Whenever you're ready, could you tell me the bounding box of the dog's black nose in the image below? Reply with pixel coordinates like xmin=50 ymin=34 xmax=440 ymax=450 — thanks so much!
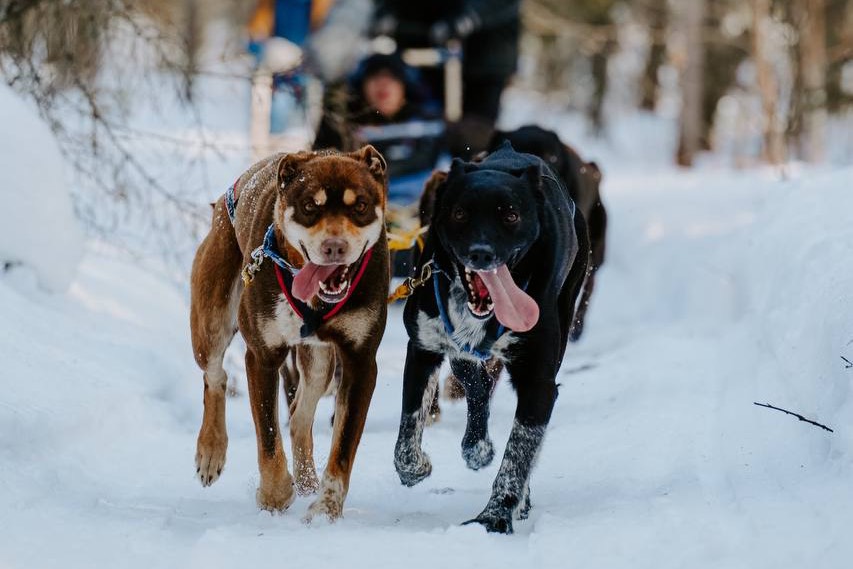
xmin=321 ymin=238 xmax=349 ymax=263
xmin=464 ymin=244 xmax=497 ymax=270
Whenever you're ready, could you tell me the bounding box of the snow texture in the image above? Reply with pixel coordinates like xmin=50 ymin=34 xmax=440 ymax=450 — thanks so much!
xmin=3 ymin=155 xmax=853 ymax=567
xmin=0 ymin=83 xmax=83 ymax=292
xmin=2 ymin=71 xmax=853 ymax=566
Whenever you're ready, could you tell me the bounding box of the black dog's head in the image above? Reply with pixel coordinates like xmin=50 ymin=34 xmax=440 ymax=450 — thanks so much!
xmin=431 ymin=148 xmax=543 ymax=331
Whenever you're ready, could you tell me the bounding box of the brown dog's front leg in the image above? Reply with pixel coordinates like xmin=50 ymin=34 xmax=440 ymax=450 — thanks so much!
xmin=289 ymin=344 xmax=335 ymax=496
xmin=303 ymin=346 xmax=377 ymax=523
xmin=246 ymin=348 xmax=295 ymax=512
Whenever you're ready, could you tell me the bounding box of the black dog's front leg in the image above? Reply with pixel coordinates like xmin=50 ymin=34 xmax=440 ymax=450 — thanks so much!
xmin=394 ymin=341 xmax=444 ymax=486
xmin=450 ymin=358 xmax=495 ymax=470
xmin=465 ymin=359 xmax=558 ymax=534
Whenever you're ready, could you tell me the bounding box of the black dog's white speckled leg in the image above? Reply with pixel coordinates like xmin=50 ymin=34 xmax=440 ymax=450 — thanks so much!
xmin=515 ymin=479 xmax=531 ymax=520
xmin=450 ymin=358 xmax=495 ymax=470
xmin=395 ymin=341 xmax=443 ymax=486
xmin=465 ymin=420 xmax=546 ymax=533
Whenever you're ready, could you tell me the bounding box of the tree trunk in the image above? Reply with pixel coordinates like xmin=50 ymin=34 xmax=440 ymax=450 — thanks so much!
xmin=589 ymin=44 xmax=612 ymax=135
xmin=640 ymin=0 xmax=668 ymax=111
xmin=798 ymin=0 xmax=827 ymax=163
xmin=752 ymin=0 xmax=786 ymax=165
xmin=182 ymin=0 xmax=201 ymax=102
xmin=676 ymin=0 xmax=705 ymax=167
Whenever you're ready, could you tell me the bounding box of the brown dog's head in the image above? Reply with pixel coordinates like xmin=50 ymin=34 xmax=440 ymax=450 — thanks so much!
xmin=276 ymin=145 xmax=387 ymax=303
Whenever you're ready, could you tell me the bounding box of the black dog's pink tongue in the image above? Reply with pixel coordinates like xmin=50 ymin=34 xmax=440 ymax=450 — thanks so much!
xmin=476 ymin=265 xmax=539 ymax=332
xmin=292 ymin=262 xmax=340 ymax=302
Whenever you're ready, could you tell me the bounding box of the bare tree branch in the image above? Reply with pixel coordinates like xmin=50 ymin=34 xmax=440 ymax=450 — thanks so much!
xmin=753 ymin=402 xmax=834 ymax=433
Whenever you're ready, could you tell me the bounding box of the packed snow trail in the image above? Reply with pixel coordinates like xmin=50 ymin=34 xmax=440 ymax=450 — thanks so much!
xmin=2 ymin=161 xmax=852 ymax=568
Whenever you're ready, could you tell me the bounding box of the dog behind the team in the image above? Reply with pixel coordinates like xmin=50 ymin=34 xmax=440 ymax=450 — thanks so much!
xmin=395 ymin=142 xmax=589 ymax=533
xmin=190 ymin=146 xmax=390 ymax=522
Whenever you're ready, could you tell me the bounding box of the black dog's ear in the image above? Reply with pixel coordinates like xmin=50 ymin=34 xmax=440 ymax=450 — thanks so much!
xmin=498 ymin=139 xmax=515 ymax=153
xmin=449 ymin=157 xmax=481 ymax=179
xmin=277 ymin=151 xmax=313 ymax=190
xmin=519 ymin=163 xmax=541 ymax=186
xmin=448 ymin=157 xmax=467 ymax=179
xmin=352 ymin=144 xmax=387 ymax=182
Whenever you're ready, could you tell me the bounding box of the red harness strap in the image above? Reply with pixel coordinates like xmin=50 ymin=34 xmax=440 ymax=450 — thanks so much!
xmin=273 ymin=247 xmax=375 ymax=336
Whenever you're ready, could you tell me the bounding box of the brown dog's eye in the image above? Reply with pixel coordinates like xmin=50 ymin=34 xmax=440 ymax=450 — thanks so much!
xmin=354 ymin=200 xmax=368 ymax=214
xmin=303 ymin=199 xmax=318 ymax=214
xmin=452 ymin=207 xmax=468 ymax=222
xmin=503 ymin=210 xmax=519 ymax=224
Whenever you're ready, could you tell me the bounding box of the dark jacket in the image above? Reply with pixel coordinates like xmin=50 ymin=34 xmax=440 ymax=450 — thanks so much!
xmin=313 ymin=90 xmax=444 ymax=179
xmin=373 ymin=0 xmax=521 ymax=78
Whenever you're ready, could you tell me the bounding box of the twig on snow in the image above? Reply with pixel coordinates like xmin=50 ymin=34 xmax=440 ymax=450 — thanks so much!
xmin=753 ymin=402 xmax=834 ymax=433
xmin=840 ymin=356 xmax=853 ymax=369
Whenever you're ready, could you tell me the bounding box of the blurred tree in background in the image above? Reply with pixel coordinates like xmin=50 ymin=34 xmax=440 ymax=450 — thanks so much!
xmin=523 ymin=0 xmax=851 ymax=166
xmin=0 ymin=0 xmax=850 ymax=201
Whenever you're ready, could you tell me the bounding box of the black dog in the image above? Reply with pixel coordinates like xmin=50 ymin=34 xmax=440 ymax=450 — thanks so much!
xmin=394 ymin=142 xmax=589 ymax=533
xmin=489 ymin=126 xmax=605 ymax=341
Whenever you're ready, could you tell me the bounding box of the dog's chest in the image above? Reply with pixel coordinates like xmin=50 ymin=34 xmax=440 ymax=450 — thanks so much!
xmin=415 ymin=279 xmax=518 ymax=362
xmin=258 ymin=295 xmax=326 ymax=348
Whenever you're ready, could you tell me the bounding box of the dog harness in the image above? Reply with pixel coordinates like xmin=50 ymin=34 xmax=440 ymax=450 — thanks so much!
xmin=431 ymin=259 xmax=516 ymax=361
xmin=224 ymin=183 xmax=375 ymax=338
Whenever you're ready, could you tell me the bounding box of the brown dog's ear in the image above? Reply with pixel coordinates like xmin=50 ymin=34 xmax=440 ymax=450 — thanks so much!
xmin=353 ymin=144 xmax=387 ymax=181
xmin=277 ymin=152 xmax=313 ymax=190
xmin=418 ymin=169 xmax=447 ymax=226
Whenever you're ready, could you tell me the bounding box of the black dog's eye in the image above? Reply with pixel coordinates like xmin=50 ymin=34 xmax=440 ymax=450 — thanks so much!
xmin=303 ymin=199 xmax=319 ymax=213
xmin=353 ymin=199 xmax=368 ymax=214
xmin=503 ymin=210 xmax=520 ymax=224
xmin=452 ymin=206 xmax=468 ymax=222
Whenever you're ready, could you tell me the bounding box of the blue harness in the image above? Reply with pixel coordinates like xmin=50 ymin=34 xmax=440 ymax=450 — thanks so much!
xmin=431 ymin=260 xmax=515 ymax=361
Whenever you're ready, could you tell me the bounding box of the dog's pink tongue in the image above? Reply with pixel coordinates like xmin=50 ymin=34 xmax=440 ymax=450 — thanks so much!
xmin=292 ymin=263 xmax=340 ymax=302
xmin=476 ymin=265 xmax=539 ymax=332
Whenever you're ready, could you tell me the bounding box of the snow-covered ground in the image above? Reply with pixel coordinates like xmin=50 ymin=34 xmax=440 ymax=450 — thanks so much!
xmin=3 ymin=79 xmax=853 ymax=566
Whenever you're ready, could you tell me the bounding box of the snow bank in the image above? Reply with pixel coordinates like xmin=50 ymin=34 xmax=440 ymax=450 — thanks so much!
xmin=0 ymin=83 xmax=84 ymax=292
xmin=740 ymin=167 xmax=853 ymax=461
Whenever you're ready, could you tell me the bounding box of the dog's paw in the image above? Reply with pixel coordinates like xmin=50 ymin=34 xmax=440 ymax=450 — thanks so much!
xmin=302 ymin=497 xmax=343 ymax=524
xmin=463 ymin=511 xmax=514 ymax=534
xmin=394 ymin=448 xmax=433 ymax=487
xmin=302 ymin=477 xmax=345 ymax=523
xmin=195 ymin=433 xmax=227 ymax=487
xmin=462 ymin=438 xmax=494 ymax=471
xmin=256 ymin=481 xmax=295 ymax=513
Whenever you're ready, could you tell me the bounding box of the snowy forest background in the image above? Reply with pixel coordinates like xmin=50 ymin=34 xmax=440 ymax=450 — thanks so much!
xmin=1 ymin=1 xmax=852 ymax=568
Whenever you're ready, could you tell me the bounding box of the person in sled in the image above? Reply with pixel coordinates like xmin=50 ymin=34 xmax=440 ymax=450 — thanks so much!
xmin=370 ymin=0 xmax=521 ymax=157
xmin=313 ymin=53 xmax=445 ymax=201
xmin=313 ymin=52 xmax=446 ymax=275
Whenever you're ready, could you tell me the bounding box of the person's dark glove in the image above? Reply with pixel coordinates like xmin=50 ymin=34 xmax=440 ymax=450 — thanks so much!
xmin=371 ymin=14 xmax=398 ymax=37
xmin=428 ymin=13 xmax=480 ymax=45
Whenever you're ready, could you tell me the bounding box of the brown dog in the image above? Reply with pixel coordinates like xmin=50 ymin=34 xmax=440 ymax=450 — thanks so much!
xmin=190 ymin=146 xmax=390 ymax=522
